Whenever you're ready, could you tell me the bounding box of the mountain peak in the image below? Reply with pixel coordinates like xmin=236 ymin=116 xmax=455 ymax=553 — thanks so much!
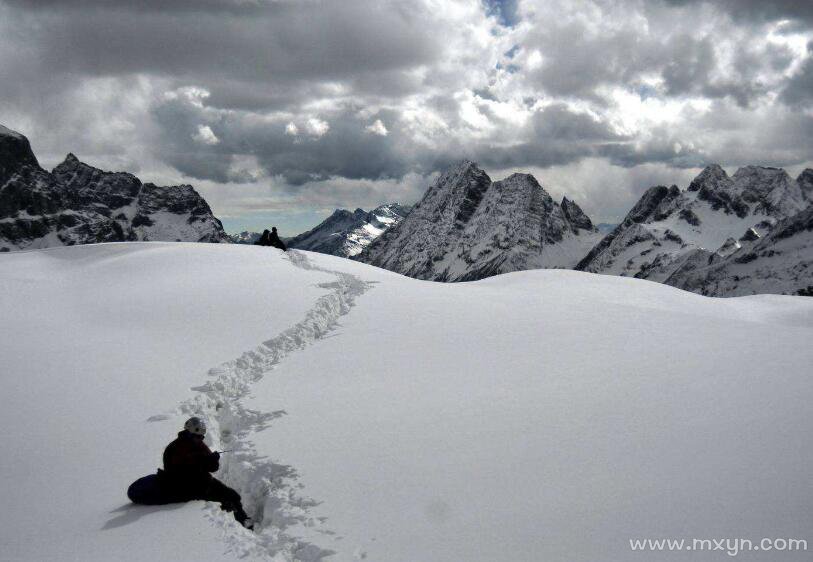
xmin=443 ymin=159 xmax=489 ymax=182
xmin=0 ymin=124 xmax=40 ymax=183
xmin=688 ymin=164 xmax=730 ymax=192
xmin=731 ymin=165 xmax=790 ymax=186
xmin=730 ymin=165 xmax=804 ymax=216
xmin=361 ymin=161 xmax=601 ymax=281
xmin=733 ymin=164 xmax=783 ymax=174
xmin=0 ymin=124 xmax=24 ymax=140
xmin=504 ymin=171 xmax=537 ymax=182
xmin=54 ymin=153 xmax=82 ymax=171
xmin=561 ymin=197 xmax=595 ymax=232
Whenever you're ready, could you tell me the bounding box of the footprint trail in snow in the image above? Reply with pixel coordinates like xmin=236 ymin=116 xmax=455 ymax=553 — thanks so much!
xmin=174 ymin=250 xmax=371 ymax=561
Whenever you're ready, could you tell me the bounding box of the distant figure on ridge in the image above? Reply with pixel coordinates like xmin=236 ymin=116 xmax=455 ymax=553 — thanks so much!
xmin=126 ymin=417 xmax=253 ymax=529
xmin=255 ymin=227 xmax=287 ymax=251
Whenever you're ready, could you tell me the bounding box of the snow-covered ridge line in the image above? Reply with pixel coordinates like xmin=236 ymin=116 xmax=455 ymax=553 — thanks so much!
xmin=174 ymin=250 xmax=371 ymax=560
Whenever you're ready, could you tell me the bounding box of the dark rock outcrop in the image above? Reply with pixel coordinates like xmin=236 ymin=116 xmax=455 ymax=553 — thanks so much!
xmin=0 ymin=125 xmax=229 ymax=251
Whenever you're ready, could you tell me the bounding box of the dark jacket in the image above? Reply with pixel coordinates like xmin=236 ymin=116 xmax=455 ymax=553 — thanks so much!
xmin=254 ymin=230 xmax=287 ymax=251
xmin=268 ymin=231 xmax=287 ymax=251
xmin=162 ymin=430 xmax=219 ymax=488
xmin=255 ymin=230 xmax=271 ymax=246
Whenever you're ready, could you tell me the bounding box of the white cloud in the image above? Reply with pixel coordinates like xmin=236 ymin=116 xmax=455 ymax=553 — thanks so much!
xmin=192 ymin=124 xmax=219 ymax=145
xmin=165 ymin=86 xmax=211 ymax=108
xmin=365 ymin=119 xmax=388 ymax=136
xmin=305 ymin=117 xmax=330 ymax=137
xmin=285 ymin=121 xmax=299 ymax=136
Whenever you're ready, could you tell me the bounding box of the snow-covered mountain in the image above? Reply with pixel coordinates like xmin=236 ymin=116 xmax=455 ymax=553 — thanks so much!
xmin=287 ymin=203 xmax=408 ymax=257
xmin=663 ymin=205 xmax=813 ymax=296
xmin=358 ymin=160 xmax=601 ymax=281
xmin=0 ymin=125 xmax=229 ymax=252
xmin=576 ymin=164 xmax=812 ymax=294
xmin=229 ymin=231 xmax=262 ymax=245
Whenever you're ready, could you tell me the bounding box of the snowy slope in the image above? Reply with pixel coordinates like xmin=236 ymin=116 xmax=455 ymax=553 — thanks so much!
xmin=359 ymin=161 xmax=602 ymax=281
xmin=576 ymin=164 xmax=811 ymax=291
xmin=288 ymin=204 xmax=407 ymax=257
xmin=248 ymin=253 xmax=813 ymax=561
xmin=2 ymin=243 xmax=812 ymax=561
xmin=0 ymin=126 xmax=229 ymax=251
xmin=0 ymin=243 xmax=334 ymax=561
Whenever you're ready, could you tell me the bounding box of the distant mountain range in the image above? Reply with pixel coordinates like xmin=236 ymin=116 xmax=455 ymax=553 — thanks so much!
xmin=3 ymin=125 xmax=810 ymax=297
xmin=229 ymin=204 xmax=408 ymax=256
xmin=355 ymin=160 xmax=812 ymax=296
xmin=229 ymin=231 xmax=262 ymax=245
xmin=286 ymin=204 xmax=408 ymax=257
xmin=0 ymin=125 xmax=228 ymax=251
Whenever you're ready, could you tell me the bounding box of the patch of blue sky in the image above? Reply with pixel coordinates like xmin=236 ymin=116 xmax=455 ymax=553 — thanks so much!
xmin=483 ymin=0 xmax=521 ymax=27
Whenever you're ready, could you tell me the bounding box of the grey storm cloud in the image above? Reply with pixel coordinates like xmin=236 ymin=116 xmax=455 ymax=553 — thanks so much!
xmin=782 ymin=41 xmax=813 ymax=106
xmin=466 ymin=104 xmax=630 ymax=170
xmin=662 ymin=0 xmax=813 ymax=24
xmin=150 ymin=93 xmax=419 ymax=186
xmin=0 ymin=0 xmax=811 ymax=230
xmin=5 ymin=1 xmax=436 ymax=89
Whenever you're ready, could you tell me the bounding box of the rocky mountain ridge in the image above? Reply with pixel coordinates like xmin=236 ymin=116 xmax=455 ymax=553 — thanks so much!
xmin=575 ymin=163 xmax=812 ymax=295
xmin=357 ymin=161 xmax=602 ymax=281
xmin=662 ymin=204 xmax=813 ymax=296
xmin=0 ymin=125 xmax=228 ymax=252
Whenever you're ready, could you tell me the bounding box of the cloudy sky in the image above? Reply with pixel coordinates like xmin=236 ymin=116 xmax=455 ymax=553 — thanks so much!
xmin=1 ymin=0 xmax=812 ymax=234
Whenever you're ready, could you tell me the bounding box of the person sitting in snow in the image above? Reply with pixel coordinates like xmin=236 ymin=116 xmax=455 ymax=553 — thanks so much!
xmin=254 ymin=229 xmax=272 ymax=247
xmin=160 ymin=417 xmax=252 ymax=529
xmin=254 ymin=227 xmax=287 ymax=251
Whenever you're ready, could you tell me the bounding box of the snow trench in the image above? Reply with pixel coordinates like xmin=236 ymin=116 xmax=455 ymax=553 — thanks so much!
xmin=175 ymin=251 xmax=371 ymax=560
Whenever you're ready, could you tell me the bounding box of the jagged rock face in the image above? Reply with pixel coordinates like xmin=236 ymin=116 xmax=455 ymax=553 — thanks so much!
xmin=665 ymin=206 xmax=813 ymax=296
xmin=0 ymin=125 xmax=40 ymax=188
xmin=576 ymin=164 xmax=811 ymax=284
xmin=0 ymin=126 xmax=229 ymax=251
xmin=0 ymin=128 xmax=62 ymax=220
xmin=358 ymin=161 xmax=601 ymax=281
xmin=733 ymin=166 xmax=807 ymax=217
xmin=796 ymin=169 xmax=813 ymax=201
xmin=561 ymin=197 xmax=594 ymax=232
xmin=288 ymin=203 xmax=408 ymax=257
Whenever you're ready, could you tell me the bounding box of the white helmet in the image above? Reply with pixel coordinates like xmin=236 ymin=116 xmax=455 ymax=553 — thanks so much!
xmin=184 ymin=416 xmax=206 ymax=436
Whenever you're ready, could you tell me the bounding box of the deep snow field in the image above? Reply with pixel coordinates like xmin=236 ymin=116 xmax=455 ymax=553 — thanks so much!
xmin=1 ymin=242 xmax=812 ymax=561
